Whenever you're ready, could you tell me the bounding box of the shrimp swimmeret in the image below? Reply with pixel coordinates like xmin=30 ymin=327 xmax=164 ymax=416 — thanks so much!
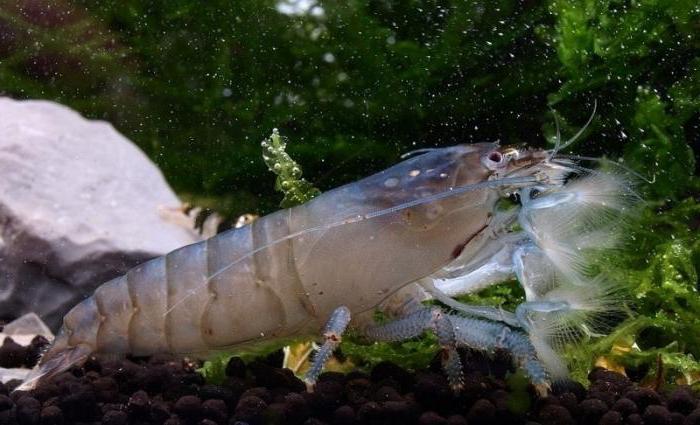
xmin=18 ymin=137 xmax=637 ymax=394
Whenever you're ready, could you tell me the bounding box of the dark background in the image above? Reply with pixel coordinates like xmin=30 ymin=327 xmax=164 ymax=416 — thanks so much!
xmin=0 ymin=0 xmax=696 ymax=216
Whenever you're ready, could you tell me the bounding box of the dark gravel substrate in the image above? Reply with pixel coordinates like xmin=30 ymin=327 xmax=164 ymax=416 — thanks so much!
xmin=0 ymin=336 xmax=699 ymax=425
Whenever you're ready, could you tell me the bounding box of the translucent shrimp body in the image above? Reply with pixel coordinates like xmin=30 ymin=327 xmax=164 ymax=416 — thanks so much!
xmin=19 ymin=142 xmax=631 ymax=391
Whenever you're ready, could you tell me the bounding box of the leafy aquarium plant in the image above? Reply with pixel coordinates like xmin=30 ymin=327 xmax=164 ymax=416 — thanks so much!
xmin=0 ymin=0 xmax=697 ymax=389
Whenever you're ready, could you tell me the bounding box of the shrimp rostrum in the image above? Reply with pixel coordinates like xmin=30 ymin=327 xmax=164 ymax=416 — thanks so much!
xmin=18 ymin=138 xmax=637 ymax=394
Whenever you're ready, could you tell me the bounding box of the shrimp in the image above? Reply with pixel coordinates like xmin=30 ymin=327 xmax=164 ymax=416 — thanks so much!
xmin=17 ymin=140 xmax=635 ymax=393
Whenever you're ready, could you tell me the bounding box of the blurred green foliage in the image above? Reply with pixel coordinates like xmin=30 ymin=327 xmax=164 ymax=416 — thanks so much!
xmin=0 ymin=0 xmax=698 ymax=385
xmin=1 ymin=1 xmax=696 ymax=208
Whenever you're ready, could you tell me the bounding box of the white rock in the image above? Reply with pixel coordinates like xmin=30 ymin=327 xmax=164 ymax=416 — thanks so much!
xmin=0 ymin=367 xmax=32 ymax=384
xmin=2 ymin=313 xmax=54 ymax=346
xmin=0 ymin=314 xmax=53 ymax=384
xmin=0 ymin=98 xmax=200 ymax=329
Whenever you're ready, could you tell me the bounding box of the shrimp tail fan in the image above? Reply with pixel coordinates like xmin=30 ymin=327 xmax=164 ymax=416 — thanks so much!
xmin=14 ymin=334 xmax=91 ymax=392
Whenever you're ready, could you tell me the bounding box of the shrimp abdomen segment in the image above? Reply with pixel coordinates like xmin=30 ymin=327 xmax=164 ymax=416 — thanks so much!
xmin=163 ymin=241 xmax=211 ymax=353
xmin=64 ymin=296 xmax=100 ymax=348
xmin=64 ymin=209 xmax=313 ymax=359
xmin=125 ymin=256 xmax=169 ymax=354
xmin=201 ymin=211 xmax=302 ymax=347
xmin=94 ymin=276 xmax=132 ymax=353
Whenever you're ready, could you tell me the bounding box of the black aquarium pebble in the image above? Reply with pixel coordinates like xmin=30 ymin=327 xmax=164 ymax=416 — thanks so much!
xmin=0 ymin=337 xmax=698 ymax=424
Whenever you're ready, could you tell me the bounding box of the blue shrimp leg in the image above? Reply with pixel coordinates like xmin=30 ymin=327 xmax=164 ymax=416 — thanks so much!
xmin=449 ymin=315 xmax=550 ymax=395
xmin=433 ymin=309 xmax=465 ymax=391
xmin=304 ymin=306 xmax=352 ymax=388
xmin=365 ymin=307 xmax=464 ymax=391
xmin=364 ymin=307 xmax=549 ymax=394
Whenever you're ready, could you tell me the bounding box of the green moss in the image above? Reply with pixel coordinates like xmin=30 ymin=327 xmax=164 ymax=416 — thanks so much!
xmin=341 ymin=333 xmax=439 ymax=371
xmin=558 ymin=194 xmax=700 ymax=384
xmin=261 ymin=129 xmax=321 ymax=208
xmin=197 ymin=352 xmax=234 ymax=385
xmin=198 ymin=337 xmax=308 ymax=385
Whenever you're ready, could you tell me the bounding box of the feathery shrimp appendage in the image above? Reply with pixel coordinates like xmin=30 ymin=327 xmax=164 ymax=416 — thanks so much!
xmin=515 ymin=276 xmax=626 ymax=381
xmin=519 ymin=169 xmax=639 ymax=286
xmin=508 ymin=169 xmax=637 ymax=380
xmin=517 ymin=277 xmax=626 ymax=343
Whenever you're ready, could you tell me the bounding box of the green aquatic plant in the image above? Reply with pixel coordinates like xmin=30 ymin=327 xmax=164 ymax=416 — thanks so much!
xmin=198 ymin=352 xmax=233 ymax=385
xmin=261 ymin=129 xmax=321 ymax=208
xmin=531 ymin=0 xmax=700 ymax=386
xmin=524 ymin=192 xmax=700 ymax=386
xmin=607 ymin=197 xmax=700 ymax=384
xmin=543 ymin=0 xmax=698 ymax=195
xmin=342 ymin=333 xmax=440 ymax=371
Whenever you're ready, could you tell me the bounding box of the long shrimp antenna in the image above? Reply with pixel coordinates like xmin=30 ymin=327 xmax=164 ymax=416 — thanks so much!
xmin=401 ymin=148 xmax=438 ymax=159
xmin=549 ymin=106 xmax=563 ymax=159
xmin=163 ymin=175 xmax=541 ymax=316
xmin=548 ymin=100 xmax=598 ymax=160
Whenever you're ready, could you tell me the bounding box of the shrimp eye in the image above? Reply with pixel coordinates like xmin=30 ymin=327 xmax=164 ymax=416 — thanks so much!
xmin=483 ymin=150 xmax=507 ymax=170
